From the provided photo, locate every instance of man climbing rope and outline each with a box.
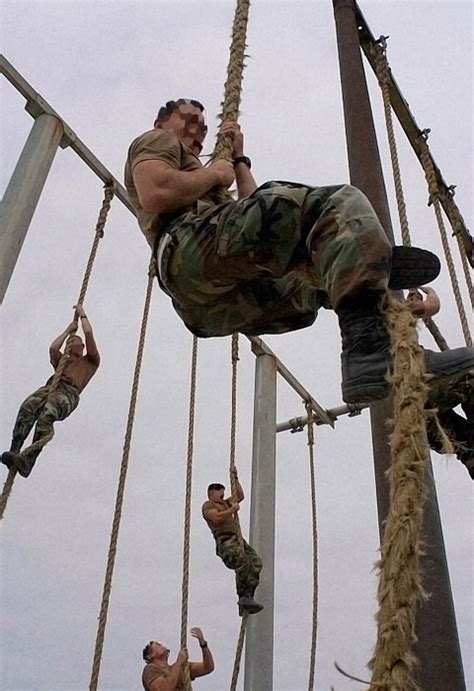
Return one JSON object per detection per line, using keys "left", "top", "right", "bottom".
{"left": 1, "top": 305, "right": 100, "bottom": 478}
{"left": 141, "top": 626, "right": 214, "bottom": 690}
{"left": 124, "top": 98, "right": 474, "bottom": 404}
{"left": 404, "top": 286, "right": 473, "bottom": 478}
{"left": 202, "top": 468, "right": 263, "bottom": 615}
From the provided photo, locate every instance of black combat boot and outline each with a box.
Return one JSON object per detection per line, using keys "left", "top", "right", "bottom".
{"left": 238, "top": 593, "right": 264, "bottom": 615}
{"left": 1, "top": 451, "right": 37, "bottom": 478}
{"left": 337, "top": 292, "right": 392, "bottom": 404}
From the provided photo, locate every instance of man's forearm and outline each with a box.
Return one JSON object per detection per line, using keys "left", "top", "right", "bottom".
{"left": 235, "top": 165, "right": 257, "bottom": 199}
{"left": 200, "top": 644, "right": 214, "bottom": 673}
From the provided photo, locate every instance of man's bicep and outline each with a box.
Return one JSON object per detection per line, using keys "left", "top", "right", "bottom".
{"left": 133, "top": 159, "right": 174, "bottom": 204}
{"left": 147, "top": 677, "right": 167, "bottom": 691}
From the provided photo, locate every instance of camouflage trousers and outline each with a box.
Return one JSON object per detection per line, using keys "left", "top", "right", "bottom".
{"left": 9, "top": 378, "right": 80, "bottom": 458}
{"left": 158, "top": 181, "right": 392, "bottom": 337}
{"left": 215, "top": 533, "right": 263, "bottom": 598}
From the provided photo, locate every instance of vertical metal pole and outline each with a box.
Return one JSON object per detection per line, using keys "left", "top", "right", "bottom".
{"left": 0, "top": 112, "right": 64, "bottom": 303}
{"left": 244, "top": 353, "right": 277, "bottom": 691}
{"left": 332, "top": 2, "right": 466, "bottom": 689}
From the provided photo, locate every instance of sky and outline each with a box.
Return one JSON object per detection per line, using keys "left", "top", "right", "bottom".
{"left": 0, "top": 1, "right": 473, "bottom": 690}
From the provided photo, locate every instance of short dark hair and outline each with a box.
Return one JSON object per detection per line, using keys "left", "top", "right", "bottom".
{"left": 208, "top": 483, "right": 225, "bottom": 492}
{"left": 155, "top": 98, "right": 205, "bottom": 123}
{"left": 142, "top": 642, "right": 152, "bottom": 663}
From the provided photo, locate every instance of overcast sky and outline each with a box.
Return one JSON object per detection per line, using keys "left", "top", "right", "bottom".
{"left": 1, "top": 1, "right": 472, "bottom": 690}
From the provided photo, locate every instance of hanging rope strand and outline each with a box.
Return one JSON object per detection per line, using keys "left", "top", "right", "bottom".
{"left": 372, "top": 42, "right": 411, "bottom": 247}
{"left": 89, "top": 260, "right": 156, "bottom": 691}
{"left": 179, "top": 335, "right": 199, "bottom": 691}
{"left": 0, "top": 183, "right": 114, "bottom": 523}
{"left": 229, "top": 612, "right": 249, "bottom": 691}
{"left": 418, "top": 137, "right": 472, "bottom": 346}
{"left": 305, "top": 403, "right": 319, "bottom": 691}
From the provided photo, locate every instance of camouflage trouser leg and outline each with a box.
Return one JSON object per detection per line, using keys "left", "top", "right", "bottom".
{"left": 215, "top": 535, "right": 263, "bottom": 597}
{"left": 11, "top": 380, "right": 80, "bottom": 458}
{"left": 162, "top": 181, "right": 391, "bottom": 337}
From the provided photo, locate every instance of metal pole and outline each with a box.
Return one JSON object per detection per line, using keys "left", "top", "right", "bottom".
{"left": 244, "top": 352, "right": 277, "bottom": 691}
{"left": 0, "top": 113, "right": 64, "bottom": 303}
{"left": 332, "top": 2, "right": 466, "bottom": 688}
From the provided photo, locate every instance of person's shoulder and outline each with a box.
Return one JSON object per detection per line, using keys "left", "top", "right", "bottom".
{"left": 202, "top": 499, "right": 214, "bottom": 511}
{"left": 129, "top": 129, "right": 178, "bottom": 153}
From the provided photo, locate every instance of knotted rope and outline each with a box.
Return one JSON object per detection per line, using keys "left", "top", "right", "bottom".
{"left": 0, "top": 183, "right": 114, "bottom": 522}
{"left": 89, "top": 259, "right": 156, "bottom": 691}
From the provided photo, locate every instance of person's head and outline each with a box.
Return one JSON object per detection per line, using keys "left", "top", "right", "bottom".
{"left": 406, "top": 288, "right": 423, "bottom": 306}
{"left": 142, "top": 640, "right": 170, "bottom": 666}
{"left": 207, "top": 482, "right": 225, "bottom": 501}
{"left": 154, "top": 98, "right": 208, "bottom": 155}
{"left": 69, "top": 335, "right": 84, "bottom": 358}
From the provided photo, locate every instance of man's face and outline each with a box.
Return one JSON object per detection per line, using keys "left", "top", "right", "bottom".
{"left": 208, "top": 487, "right": 225, "bottom": 502}
{"left": 164, "top": 104, "right": 208, "bottom": 154}
{"left": 148, "top": 641, "right": 169, "bottom": 662}
{"left": 70, "top": 336, "right": 84, "bottom": 357}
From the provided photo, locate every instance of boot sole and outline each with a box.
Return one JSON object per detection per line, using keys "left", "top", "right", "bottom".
{"left": 342, "top": 379, "right": 390, "bottom": 404}
{"left": 389, "top": 246, "right": 440, "bottom": 290}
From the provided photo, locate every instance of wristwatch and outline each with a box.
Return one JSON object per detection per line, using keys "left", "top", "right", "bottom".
{"left": 233, "top": 155, "right": 251, "bottom": 169}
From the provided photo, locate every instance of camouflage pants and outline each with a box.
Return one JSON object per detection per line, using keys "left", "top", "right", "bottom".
{"left": 426, "top": 370, "right": 473, "bottom": 468}
{"left": 215, "top": 534, "right": 263, "bottom": 598}
{"left": 10, "top": 378, "right": 80, "bottom": 458}
{"left": 159, "top": 181, "right": 392, "bottom": 337}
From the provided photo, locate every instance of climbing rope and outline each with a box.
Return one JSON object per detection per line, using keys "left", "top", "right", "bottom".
{"left": 0, "top": 183, "right": 114, "bottom": 522}
{"left": 372, "top": 41, "right": 453, "bottom": 353}
{"left": 175, "top": 3, "right": 251, "bottom": 686}
{"left": 369, "top": 293, "right": 430, "bottom": 691}
{"left": 305, "top": 402, "right": 319, "bottom": 691}
{"left": 418, "top": 135, "right": 472, "bottom": 346}
{"left": 229, "top": 334, "right": 243, "bottom": 541}
{"left": 89, "top": 259, "right": 156, "bottom": 691}
{"left": 179, "top": 334, "right": 199, "bottom": 691}
{"left": 230, "top": 611, "right": 249, "bottom": 691}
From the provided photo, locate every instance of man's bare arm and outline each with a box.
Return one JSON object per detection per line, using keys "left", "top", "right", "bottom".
{"left": 76, "top": 305, "right": 100, "bottom": 365}
{"left": 49, "top": 321, "right": 76, "bottom": 367}
{"left": 188, "top": 627, "right": 215, "bottom": 679}
{"left": 204, "top": 503, "right": 240, "bottom": 524}
{"left": 419, "top": 286, "right": 441, "bottom": 317}
{"left": 133, "top": 159, "right": 235, "bottom": 215}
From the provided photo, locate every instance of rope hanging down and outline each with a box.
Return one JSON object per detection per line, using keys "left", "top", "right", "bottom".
{"left": 89, "top": 259, "right": 156, "bottom": 691}
{"left": 372, "top": 41, "right": 451, "bottom": 352}
{"left": 369, "top": 294, "right": 430, "bottom": 691}
{"left": 176, "top": 3, "right": 251, "bottom": 689}
{"left": 304, "top": 403, "right": 319, "bottom": 691}
{"left": 0, "top": 182, "right": 114, "bottom": 523}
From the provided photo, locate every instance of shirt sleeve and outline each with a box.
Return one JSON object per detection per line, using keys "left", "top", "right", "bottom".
{"left": 129, "top": 130, "right": 182, "bottom": 172}
{"left": 142, "top": 664, "right": 164, "bottom": 690}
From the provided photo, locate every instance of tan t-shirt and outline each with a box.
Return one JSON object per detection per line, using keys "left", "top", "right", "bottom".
{"left": 142, "top": 663, "right": 190, "bottom": 691}
{"left": 124, "top": 129, "right": 216, "bottom": 249}
{"left": 202, "top": 498, "right": 239, "bottom": 539}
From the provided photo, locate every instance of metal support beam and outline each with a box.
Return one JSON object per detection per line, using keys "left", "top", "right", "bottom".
{"left": 244, "top": 353, "right": 277, "bottom": 691}
{"left": 333, "top": 2, "right": 466, "bottom": 688}
{"left": 0, "top": 113, "right": 64, "bottom": 302}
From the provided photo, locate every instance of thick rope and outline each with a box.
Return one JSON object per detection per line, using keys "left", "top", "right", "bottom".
{"left": 369, "top": 294, "right": 430, "bottom": 691}
{"left": 211, "top": 0, "right": 251, "bottom": 204}
{"left": 305, "top": 403, "right": 319, "bottom": 691}
{"left": 451, "top": 209, "right": 474, "bottom": 308}
{"left": 418, "top": 137, "right": 472, "bottom": 346}
{"left": 373, "top": 44, "right": 453, "bottom": 357}
{"left": 229, "top": 334, "right": 243, "bottom": 544}
{"left": 372, "top": 42, "right": 411, "bottom": 247}
{"left": 0, "top": 183, "right": 114, "bottom": 523}
{"left": 89, "top": 260, "right": 156, "bottom": 691}
{"left": 179, "top": 335, "right": 199, "bottom": 691}
{"left": 175, "top": 3, "right": 251, "bottom": 679}
{"left": 0, "top": 468, "right": 17, "bottom": 521}
{"left": 230, "top": 612, "right": 249, "bottom": 691}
